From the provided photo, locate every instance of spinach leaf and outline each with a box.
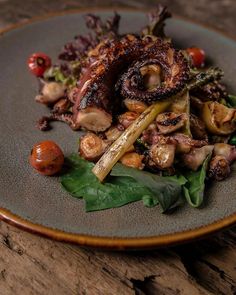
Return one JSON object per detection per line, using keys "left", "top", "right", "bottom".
{"left": 111, "top": 163, "right": 186, "bottom": 212}
{"left": 62, "top": 155, "right": 210, "bottom": 213}
{"left": 61, "top": 155, "right": 152, "bottom": 212}
{"left": 183, "top": 156, "right": 211, "bottom": 207}
{"left": 229, "top": 134, "right": 236, "bottom": 146}
{"left": 227, "top": 94, "right": 236, "bottom": 108}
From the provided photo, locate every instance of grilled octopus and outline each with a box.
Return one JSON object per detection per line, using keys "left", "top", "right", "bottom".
{"left": 72, "top": 34, "right": 189, "bottom": 132}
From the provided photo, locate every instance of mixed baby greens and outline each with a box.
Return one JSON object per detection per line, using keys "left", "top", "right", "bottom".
{"left": 61, "top": 154, "right": 210, "bottom": 212}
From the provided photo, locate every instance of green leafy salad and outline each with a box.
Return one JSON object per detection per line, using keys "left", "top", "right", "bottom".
{"left": 60, "top": 154, "right": 210, "bottom": 212}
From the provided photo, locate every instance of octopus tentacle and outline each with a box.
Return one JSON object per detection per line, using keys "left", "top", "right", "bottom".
{"left": 37, "top": 113, "right": 76, "bottom": 131}
{"left": 73, "top": 35, "right": 189, "bottom": 131}
{"left": 120, "top": 51, "right": 189, "bottom": 103}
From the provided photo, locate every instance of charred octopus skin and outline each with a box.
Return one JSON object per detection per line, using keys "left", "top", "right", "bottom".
{"left": 120, "top": 51, "right": 189, "bottom": 103}
{"left": 73, "top": 35, "right": 189, "bottom": 132}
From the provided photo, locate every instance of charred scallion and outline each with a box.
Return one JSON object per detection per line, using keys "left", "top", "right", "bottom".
{"left": 92, "top": 100, "right": 171, "bottom": 181}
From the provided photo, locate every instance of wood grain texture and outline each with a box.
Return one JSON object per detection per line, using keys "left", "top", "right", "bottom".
{"left": 0, "top": 0, "right": 235, "bottom": 34}
{"left": 0, "top": 222, "right": 236, "bottom": 295}
{"left": 0, "top": 1, "right": 236, "bottom": 294}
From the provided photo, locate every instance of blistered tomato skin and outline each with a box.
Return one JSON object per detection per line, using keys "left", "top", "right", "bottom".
{"left": 29, "top": 141, "right": 64, "bottom": 175}
{"left": 186, "top": 47, "right": 206, "bottom": 68}
{"left": 28, "top": 53, "right": 51, "bottom": 77}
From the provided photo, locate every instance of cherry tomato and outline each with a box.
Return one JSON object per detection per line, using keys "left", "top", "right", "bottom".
{"left": 28, "top": 53, "right": 51, "bottom": 77}
{"left": 29, "top": 141, "right": 64, "bottom": 175}
{"left": 186, "top": 47, "right": 206, "bottom": 68}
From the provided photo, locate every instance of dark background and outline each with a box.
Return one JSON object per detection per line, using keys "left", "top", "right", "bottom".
{"left": 0, "top": 0, "right": 235, "bottom": 35}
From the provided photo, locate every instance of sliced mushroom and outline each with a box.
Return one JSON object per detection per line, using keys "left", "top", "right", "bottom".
{"left": 156, "top": 112, "right": 187, "bottom": 134}
{"left": 202, "top": 101, "right": 236, "bottom": 135}
{"left": 181, "top": 145, "right": 214, "bottom": 171}
{"left": 149, "top": 143, "right": 176, "bottom": 169}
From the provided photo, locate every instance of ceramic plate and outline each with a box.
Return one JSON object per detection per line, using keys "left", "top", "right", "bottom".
{"left": 0, "top": 9, "right": 236, "bottom": 249}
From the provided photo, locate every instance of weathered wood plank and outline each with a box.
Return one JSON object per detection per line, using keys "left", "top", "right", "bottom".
{"left": 1, "top": 222, "right": 236, "bottom": 294}
{"left": 0, "top": 223, "right": 134, "bottom": 295}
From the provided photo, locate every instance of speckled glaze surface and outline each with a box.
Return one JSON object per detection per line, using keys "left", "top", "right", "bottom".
{"left": 0, "top": 10, "right": 236, "bottom": 247}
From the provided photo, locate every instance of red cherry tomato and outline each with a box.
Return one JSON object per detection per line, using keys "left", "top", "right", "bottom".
{"left": 29, "top": 141, "right": 64, "bottom": 176}
{"left": 28, "top": 53, "right": 51, "bottom": 77}
{"left": 186, "top": 47, "right": 206, "bottom": 68}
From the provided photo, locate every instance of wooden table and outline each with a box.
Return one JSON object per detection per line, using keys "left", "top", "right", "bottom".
{"left": 0, "top": 1, "right": 236, "bottom": 294}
